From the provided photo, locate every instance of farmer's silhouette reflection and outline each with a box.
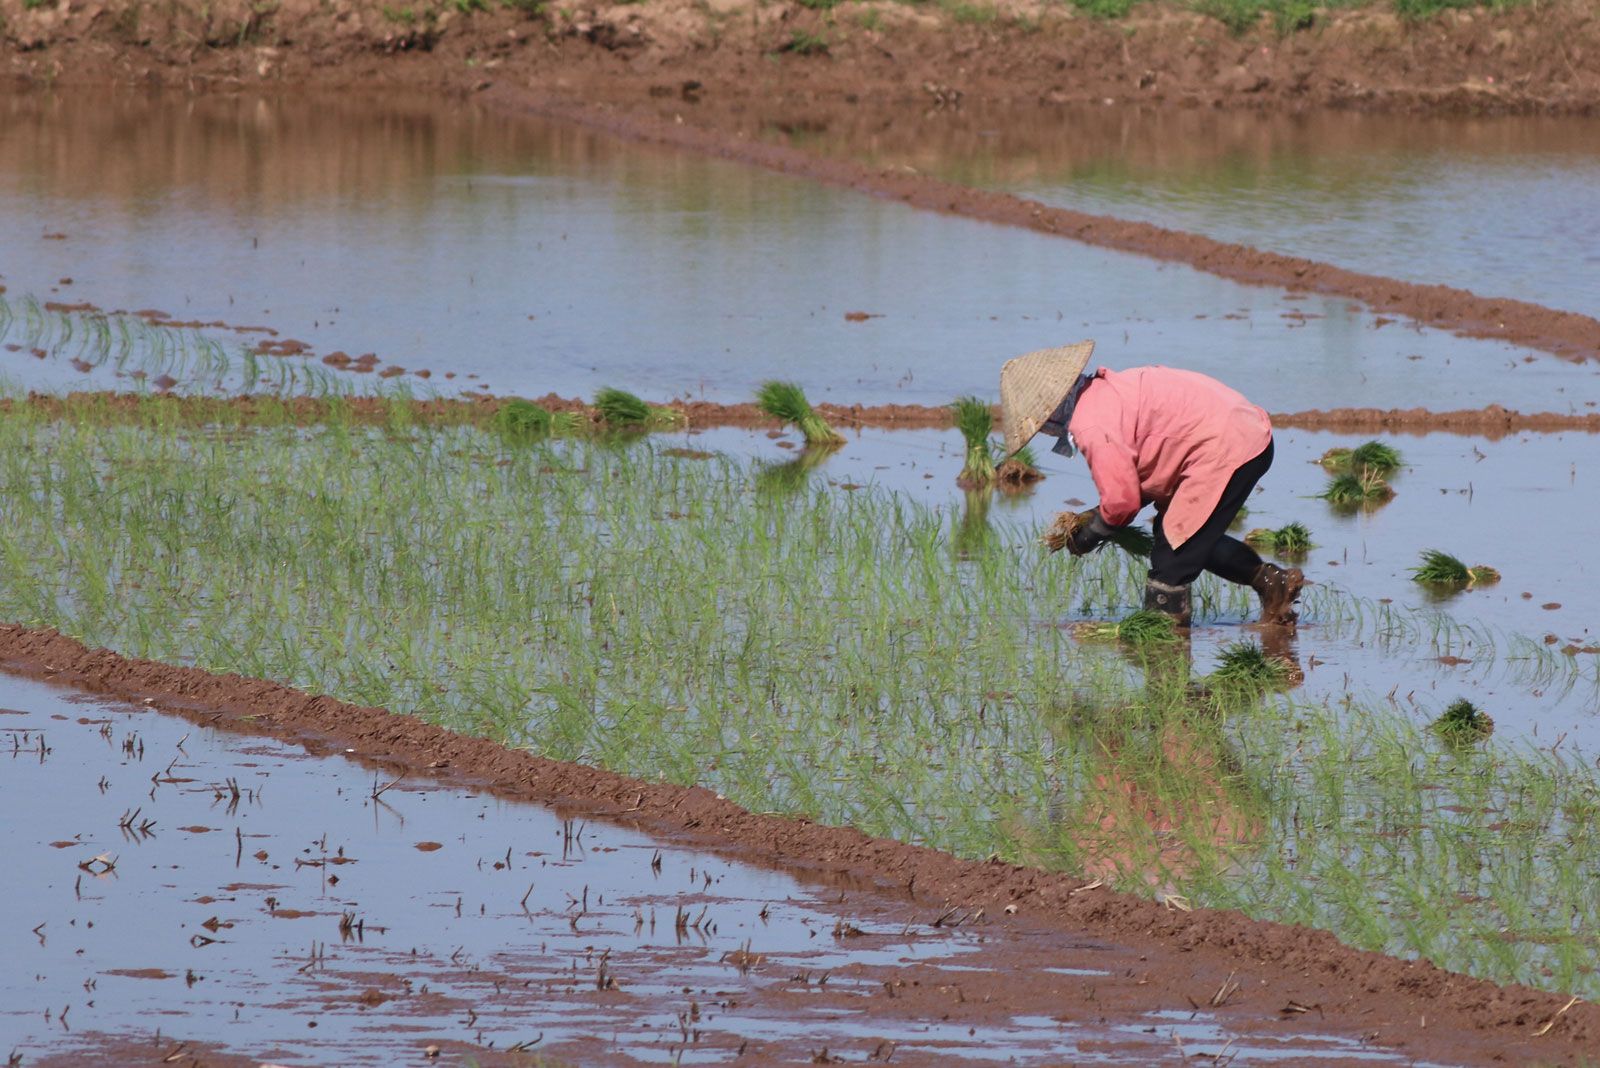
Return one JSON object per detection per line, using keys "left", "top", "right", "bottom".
{"left": 1033, "top": 630, "right": 1303, "bottom": 894}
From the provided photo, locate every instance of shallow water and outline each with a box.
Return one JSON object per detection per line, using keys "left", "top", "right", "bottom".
{"left": 772, "top": 105, "right": 1600, "bottom": 320}
{"left": 2, "top": 91, "right": 1594, "bottom": 416}
{"left": 0, "top": 671, "right": 1413, "bottom": 1065}
{"left": 657, "top": 425, "right": 1600, "bottom": 747}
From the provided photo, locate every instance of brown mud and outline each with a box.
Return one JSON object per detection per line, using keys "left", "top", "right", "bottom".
{"left": 2, "top": 618, "right": 1598, "bottom": 1065}
{"left": 12, "top": 389, "right": 1600, "bottom": 437}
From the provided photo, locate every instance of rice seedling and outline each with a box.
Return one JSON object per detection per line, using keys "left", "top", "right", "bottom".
{"left": 950, "top": 396, "right": 997, "bottom": 488}
{"left": 756, "top": 381, "right": 845, "bottom": 447}
{"left": 1430, "top": 698, "right": 1494, "bottom": 742}
{"left": 1411, "top": 549, "right": 1501, "bottom": 589}
{"left": 593, "top": 387, "right": 684, "bottom": 430}
{"left": 7, "top": 399, "right": 1600, "bottom": 1002}
{"left": 1243, "top": 521, "right": 1314, "bottom": 556}
{"left": 491, "top": 399, "right": 580, "bottom": 439}
{"left": 1210, "top": 641, "right": 1290, "bottom": 688}
{"left": 1318, "top": 470, "right": 1394, "bottom": 507}
{"left": 995, "top": 444, "right": 1044, "bottom": 489}
{"left": 1041, "top": 510, "right": 1154, "bottom": 558}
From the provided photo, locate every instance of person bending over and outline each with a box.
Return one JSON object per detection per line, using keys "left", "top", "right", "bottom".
{"left": 1000, "top": 341, "right": 1303, "bottom": 626}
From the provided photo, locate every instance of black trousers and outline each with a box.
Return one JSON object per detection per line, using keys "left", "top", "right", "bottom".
{"left": 1148, "top": 439, "right": 1274, "bottom": 588}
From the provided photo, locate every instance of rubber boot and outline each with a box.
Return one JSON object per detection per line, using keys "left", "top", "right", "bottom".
{"left": 1143, "top": 579, "right": 1192, "bottom": 627}
{"left": 1251, "top": 563, "right": 1305, "bottom": 625}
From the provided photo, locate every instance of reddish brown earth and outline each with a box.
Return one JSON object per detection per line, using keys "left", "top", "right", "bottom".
{"left": 2, "top": 618, "right": 1598, "bottom": 1065}
{"left": 12, "top": 389, "right": 1600, "bottom": 436}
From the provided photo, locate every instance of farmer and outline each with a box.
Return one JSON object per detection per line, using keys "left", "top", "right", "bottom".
{"left": 1000, "top": 341, "right": 1303, "bottom": 627}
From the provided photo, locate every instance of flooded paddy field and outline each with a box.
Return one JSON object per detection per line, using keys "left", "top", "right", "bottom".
{"left": 3, "top": 667, "right": 1479, "bottom": 1066}
{"left": 4, "top": 73, "right": 1600, "bottom": 1067}
{"left": 759, "top": 105, "right": 1600, "bottom": 321}
{"left": 3, "top": 91, "right": 1595, "bottom": 415}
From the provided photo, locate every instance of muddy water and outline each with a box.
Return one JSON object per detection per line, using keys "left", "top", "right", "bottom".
{"left": 2, "top": 91, "right": 1593, "bottom": 416}
{"left": 1, "top": 671, "right": 1417, "bottom": 1066}
{"left": 772, "top": 105, "right": 1600, "bottom": 320}
{"left": 655, "top": 426, "right": 1600, "bottom": 746}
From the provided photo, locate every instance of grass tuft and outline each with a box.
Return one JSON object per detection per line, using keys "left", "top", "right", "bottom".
{"left": 1431, "top": 698, "right": 1494, "bottom": 742}
{"left": 996, "top": 443, "right": 1044, "bottom": 489}
{"left": 950, "top": 397, "right": 997, "bottom": 488}
{"left": 1351, "top": 439, "right": 1403, "bottom": 474}
{"left": 757, "top": 381, "right": 845, "bottom": 447}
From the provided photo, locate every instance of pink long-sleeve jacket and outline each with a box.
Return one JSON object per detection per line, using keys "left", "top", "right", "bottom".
{"left": 1068, "top": 367, "right": 1271, "bottom": 549}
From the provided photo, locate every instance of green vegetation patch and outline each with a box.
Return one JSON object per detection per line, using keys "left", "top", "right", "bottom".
{"left": 0, "top": 401, "right": 1598, "bottom": 1000}
{"left": 758, "top": 380, "right": 846, "bottom": 448}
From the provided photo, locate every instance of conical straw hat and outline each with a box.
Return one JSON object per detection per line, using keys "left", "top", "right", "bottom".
{"left": 999, "top": 340, "right": 1095, "bottom": 458}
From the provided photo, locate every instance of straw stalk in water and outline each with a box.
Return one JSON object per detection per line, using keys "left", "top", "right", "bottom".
{"left": 756, "top": 381, "right": 845, "bottom": 447}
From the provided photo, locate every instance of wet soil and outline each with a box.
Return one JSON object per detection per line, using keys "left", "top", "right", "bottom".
{"left": 4, "top": 0, "right": 1600, "bottom": 117}
{"left": 2, "top": 620, "right": 1597, "bottom": 1065}
{"left": 13, "top": 388, "right": 1600, "bottom": 436}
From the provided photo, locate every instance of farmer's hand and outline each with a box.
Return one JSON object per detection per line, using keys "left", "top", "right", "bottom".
{"left": 1066, "top": 509, "right": 1112, "bottom": 556}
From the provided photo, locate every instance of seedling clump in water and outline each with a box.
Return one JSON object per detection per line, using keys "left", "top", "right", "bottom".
{"left": 1244, "top": 521, "right": 1314, "bottom": 556}
{"left": 1077, "top": 609, "right": 1179, "bottom": 647}
{"left": 950, "top": 396, "right": 998, "bottom": 488}
{"left": 492, "top": 399, "right": 579, "bottom": 439}
{"left": 1319, "top": 439, "right": 1402, "bottom": 476}
{"left": 756, "top": 381, "right": 845, "bottom": 447}
{"left": 594, "top": 387, "right": 684, "bottom": 430}
{"left": 1431, "top": 698, "right": 1494, "bottom": 741}
{"left": 1211, "top": 641, "right": 1290, "bottom": 687}
{"left": 1411, "top": 549, "right": 1500, "bottom": 588}
{"left": 996, "top": 444, "right": 1044, "bottom": 489}
{"left": 1318, "top": 471, "right": 1394, "bottom": 507}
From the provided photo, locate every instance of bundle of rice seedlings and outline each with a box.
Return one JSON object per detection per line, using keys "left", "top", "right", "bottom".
{"left": 491, "top": 399, "right": 580, "bottom": 439}
{"left": 1211, "top": 641, "right": 1290, "bottom": 687}
{"left": 594, "top": 387, "right": 684, "bottom": 430}
{"left": 1073, "top": 610, "right": 1180, "bottom": 647}
{"left": 1350, "top": 439, "right": 1402, "bottom": 474}
{"left": 1430, "top": 698, "right": 1494, "bottom": 742}
{"left": 1244, "top": 521, "right": 1314, "bottom": 556}
{"left": 1410, "top": 549, "right": 1500, "bottom": 588}
{"left": 950, "top": 396, "right": 997, "bottom": 488}
{"left": 1040, "top": 510, "right": 1154, "bottom": 558}
{"left": 756, "top": 381, "right": 845, "bottom": 447}
{"left": 1318, "top": 470, "right": 1394, "bottom": 507}
{"left": 1319, "top": 439, "right": 1401, "bottom": 476}
{"left": 995, "top": 444, "right": 1045, "bottom": 488}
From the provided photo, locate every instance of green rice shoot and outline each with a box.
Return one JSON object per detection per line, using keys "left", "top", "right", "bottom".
{"left": 756, "top": 380, "right": 845, "bottom": 447}
{"left": 1351, "top": 440, "right": 1402, "bottom": 474}
{"left": 950, "top": 396, "right": 997, "bottom": 488}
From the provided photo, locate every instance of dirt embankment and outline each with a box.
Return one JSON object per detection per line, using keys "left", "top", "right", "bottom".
{"left": 1, "top": 618, "right": 1597, "bottom": 1065}
{"left": 4, "top": 0, "right": 1600, "bottom": 115}
{"left": 14, "top": 390, "right": 1600, "bottom": 436}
